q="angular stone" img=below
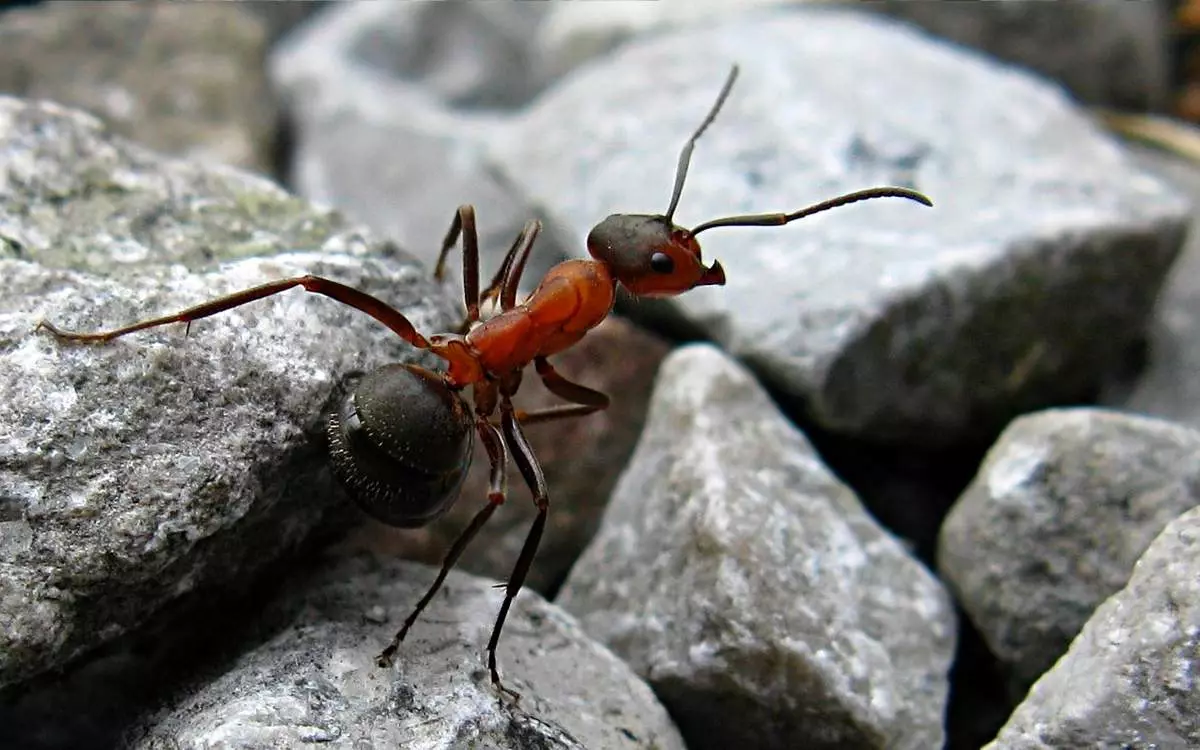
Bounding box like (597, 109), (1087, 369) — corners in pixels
(879, 0), (1170, 111)
(985, 505), (1200, 749)
(269, 0), (567, 294)
(126, 555), (686, 750)
(0, 1), (277, 173)
(938, 407), (1200, 688)
(489, 11), (1189, 445)
(557, 344), (956, 750)
(537, 2), (1169, 112)
(1113, 144), (1200, 427)
(0, 97), (456, 688)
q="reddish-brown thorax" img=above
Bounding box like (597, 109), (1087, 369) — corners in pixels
(432, 259), (618, 388)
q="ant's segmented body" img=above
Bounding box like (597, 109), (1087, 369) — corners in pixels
(38, 65), (931, 699)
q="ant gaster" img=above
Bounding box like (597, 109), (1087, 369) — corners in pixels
(38, 65), (932, 699)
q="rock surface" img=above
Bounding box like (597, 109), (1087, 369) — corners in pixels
(0, 1), (277, 173)
(269, 0), (567, 297)
(126, 554), (686, 750)
(1114, 144), (1200, 427)
(539, 2), (1170, 112)
(939, 407), (1200, 689)
(880, 0), (1170, 111)
(985, 505), (1200, 749)
(558, 344), (956, 750)
(489, 10), (1189, 445)
(0, 97), (455, 688)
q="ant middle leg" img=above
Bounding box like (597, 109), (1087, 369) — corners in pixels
(37, 276), (433, 350)
(485, 400), (551, 701)
(516, 356), (611, 425)
(376, 419), (509, 668)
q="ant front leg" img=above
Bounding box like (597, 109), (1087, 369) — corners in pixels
(377, 419), (510, 668)
(38, 276), (433, 351)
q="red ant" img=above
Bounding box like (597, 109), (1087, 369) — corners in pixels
(37, 65), (931, 699)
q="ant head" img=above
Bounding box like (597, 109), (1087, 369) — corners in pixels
(590, 64), (932, 300)
(587, 214), (725, 296)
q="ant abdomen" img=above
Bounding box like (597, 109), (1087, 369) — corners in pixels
(327, 363), (475, 528)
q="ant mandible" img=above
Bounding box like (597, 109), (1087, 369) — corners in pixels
(37, 64), (931, 699)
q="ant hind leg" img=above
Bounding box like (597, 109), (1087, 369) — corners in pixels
(38, 276), (433, 351)
(376, 420), (509, 668)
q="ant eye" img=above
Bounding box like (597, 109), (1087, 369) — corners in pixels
(649, 252), (674, 274)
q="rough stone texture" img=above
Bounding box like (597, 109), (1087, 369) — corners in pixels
(557, 344), (956, 750)
(879, 0), (1170, 111)
(269, 0), (568, 297)
(0, 96), (315, 276)
(126, 554), (686, 750)
(938, 407), (1200, 689)
(0, 96), (456, 688)
(535, 0), (791, 79)
(1111, 144), (1200, 427)
(984, 505), (1200, 749)
(537, 1), (1169, 112)
(0, 1), (277, 174)
(489, 11), (1189, 446)
(339, 316), (672, 594)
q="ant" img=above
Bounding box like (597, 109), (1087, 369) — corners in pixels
(37, 64), (931, 700)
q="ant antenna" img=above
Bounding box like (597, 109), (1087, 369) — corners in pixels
(663, 64), (740, 223)
(661, 65), (933, 233)
(690, 186), (932, 235)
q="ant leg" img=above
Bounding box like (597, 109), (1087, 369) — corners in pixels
(433, 205), (481, 331)
(488, 402), (550, 701)
(376, 419), (509, 668)
(491, 220), (541, 312)
(516, 356), (610, 425)
(478, 220), (537, 311)
(38, 276), (432, 350)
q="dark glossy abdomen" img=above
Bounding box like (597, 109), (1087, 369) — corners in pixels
(327, 363), (474, 528)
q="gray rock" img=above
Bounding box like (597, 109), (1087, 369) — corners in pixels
(537, 2), (1169, 112)
(879, 0), (1170, 112)
(127, 554), (686, 750)
(1111, 144), (1200, 426)
(535, 0), (791, 79)
(557, 344), (956, 750)
(985, 505), (1200, 749)
(269, 1), (567, 297)
(0, 97), (456, 688)
(0, 1), (277, 174)
(938, 407), (1200, 689)
(488, 10), (1189, 446)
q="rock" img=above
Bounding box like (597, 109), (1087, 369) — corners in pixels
(488, 10), (1189, 446)
(984, 505), (1200, 749)
(557, 344), (956, 750)
(1110, 144), (1200, 427)
(243, 0), (332, 43)
(269, 0), (568, 297)
(938, 407), (1200, 689)
(879, 0), (1170, 111)
(0, 1), (277, 174)
(126, 554), (686, 750)
(339, 316), (672, 594)
(535, 0), (793, 79)
(0, 96), (456, 688)
(537, 2), (1170, 112)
